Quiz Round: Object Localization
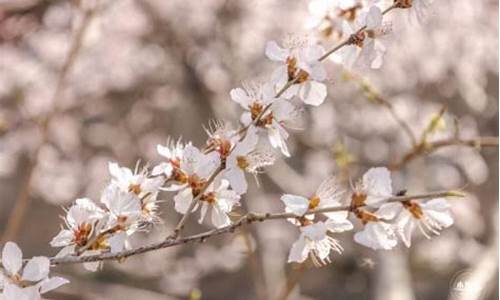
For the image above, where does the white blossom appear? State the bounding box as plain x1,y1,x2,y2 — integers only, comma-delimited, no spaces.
230,82,298,156
281,176,346,221
224,127,275,194
353,206,398,250
338,5,391,69
108,162,163,223
351,167,392,208
100,184,143,231
0,242,68,299
108,162,163,197
265,39,328,106
50,198,105,254
152,139,186,178
378,198,454,247
288,220,352,266
174,179,240,228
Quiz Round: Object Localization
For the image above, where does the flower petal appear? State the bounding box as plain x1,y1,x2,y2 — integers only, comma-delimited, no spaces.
280,194,309,216
174,188,194,214
299,81,327,106
287,235,309,263
2,242,23,275
265,41,289,62
22,256,50,282
39,276,69,294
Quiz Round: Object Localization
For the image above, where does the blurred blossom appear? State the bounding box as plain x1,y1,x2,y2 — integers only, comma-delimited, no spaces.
0,0,496,298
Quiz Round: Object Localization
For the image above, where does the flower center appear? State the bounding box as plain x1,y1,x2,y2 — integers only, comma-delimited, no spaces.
73,223,93,247
402,200,424,219
189,174,208,197
207,137,232,158
349,31,366,48
355,209,379,224
249,102,273,127
394,0,412,9
200,192,217,204
308,196,321,210
338,4,362,22
237,156,249,170
351,192,367,207
286,56,309,83
128,183,142,194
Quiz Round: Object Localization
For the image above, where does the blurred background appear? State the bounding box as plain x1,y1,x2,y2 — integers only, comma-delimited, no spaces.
0,0,498,299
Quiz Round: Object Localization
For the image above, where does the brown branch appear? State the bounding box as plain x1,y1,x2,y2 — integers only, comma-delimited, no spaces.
0,5,96,245
391,136,499,170
49,190,462,265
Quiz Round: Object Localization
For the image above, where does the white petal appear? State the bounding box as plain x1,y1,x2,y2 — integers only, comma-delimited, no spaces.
157,144,172,158
151,162,173,177
363,167,392,206
83,261,100,272
271,99,296,122
2,284,39,300
302,44,325,62
308,62,327,82
265,41,289,62
230,88,251,108
198,203,209,225
396,212,414,248
365,6,382,29
196,152,221,179
49,230,73,248
375,202,402,220
267,123,290,157
211,206,231,228
354,222,397,250
108,232,127,253
325,218,353,233
82,250,101,272
22,256,50,282
425,210,454,228
225,168,247,195
39,276,69,294
174,188,194,214
298,81,327,106
2,242,22,275
301,222,328,241
287,235,309,263
280,194,309,216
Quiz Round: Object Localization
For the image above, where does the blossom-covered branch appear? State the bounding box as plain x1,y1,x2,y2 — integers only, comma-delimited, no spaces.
49,189,461,265
1,0,496,299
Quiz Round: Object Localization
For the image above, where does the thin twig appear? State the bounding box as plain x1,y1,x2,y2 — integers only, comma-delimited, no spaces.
391,136,499,170
50,190,462,265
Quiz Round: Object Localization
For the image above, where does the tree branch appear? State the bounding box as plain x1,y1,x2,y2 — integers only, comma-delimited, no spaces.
391,136,499,170
50,190,462,265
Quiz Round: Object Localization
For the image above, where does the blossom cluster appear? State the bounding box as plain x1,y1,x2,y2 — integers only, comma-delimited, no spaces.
50,162,164,271
282,167,453,265
0,242,68,299
0,0,453,298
